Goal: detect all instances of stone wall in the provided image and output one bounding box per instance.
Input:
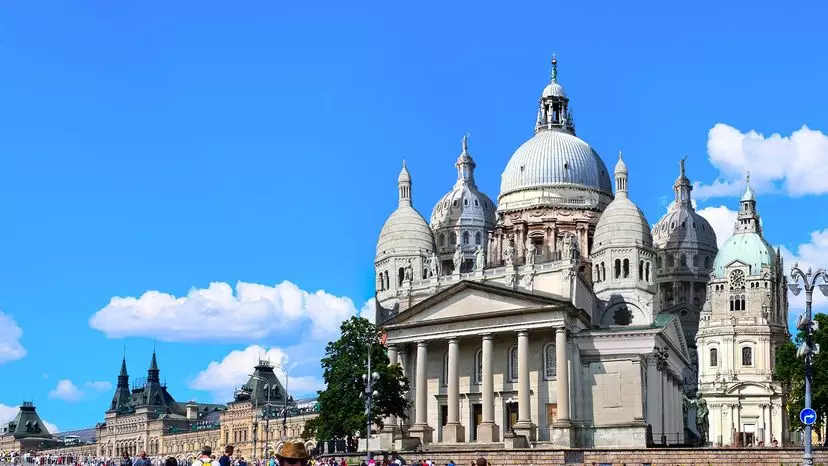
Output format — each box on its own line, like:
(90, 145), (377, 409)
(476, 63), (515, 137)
(394, 446), (828, 465)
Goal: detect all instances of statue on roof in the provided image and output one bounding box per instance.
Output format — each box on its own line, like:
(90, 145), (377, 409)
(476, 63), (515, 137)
(680, 156), (688, 176)
(453, 245), (463, 274)
(475, 245), (486, 271)
(462, 133), (469, 153)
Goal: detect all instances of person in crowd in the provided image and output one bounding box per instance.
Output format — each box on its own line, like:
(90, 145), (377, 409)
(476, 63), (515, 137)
(274, 443), (309, 466)
(133, 452), (151, 466)
(164, 458), (178, 466)
(120, 452), (132, 466)
(217, 446), (233, 466)
(191, 447), (219, 466)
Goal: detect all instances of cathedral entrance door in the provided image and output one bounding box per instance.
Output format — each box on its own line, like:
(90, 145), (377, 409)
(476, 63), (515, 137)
(471, 404), (482, 441)
(439, 405), (448, 442)
(506, 403), (519, 433)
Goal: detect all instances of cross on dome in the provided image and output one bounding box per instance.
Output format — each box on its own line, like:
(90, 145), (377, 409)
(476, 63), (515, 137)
(550, 53), (558, 81)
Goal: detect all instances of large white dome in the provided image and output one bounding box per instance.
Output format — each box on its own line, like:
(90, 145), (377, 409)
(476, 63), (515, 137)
(431, 137), (496, 231)
(499, 130), (613, 198)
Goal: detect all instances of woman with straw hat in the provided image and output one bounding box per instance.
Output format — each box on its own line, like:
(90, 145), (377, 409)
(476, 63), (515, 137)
(274, 443), (309, 466)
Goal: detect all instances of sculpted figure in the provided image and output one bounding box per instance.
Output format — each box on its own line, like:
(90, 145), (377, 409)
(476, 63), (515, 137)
(475, 245), (486, 271)
(429, 252), (439, 277)
(525, 238), (535, 265)
(404, 262), (413, 281)
(696, 395), (709, 443)
(504, 238), (516, 267)
(453, 244), (463, 273)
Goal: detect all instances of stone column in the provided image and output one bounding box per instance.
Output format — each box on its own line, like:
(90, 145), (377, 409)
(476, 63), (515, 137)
(550, 327), (571, 446)
(513, 330), (535, 442)
(386, 345), (399, 427)
(409, 341), (433, 444)
(443, 338), (464, 443)
(477, 334), (499, 442)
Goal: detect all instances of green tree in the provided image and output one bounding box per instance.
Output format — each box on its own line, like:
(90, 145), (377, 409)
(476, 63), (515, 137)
(311, 316), (410, 442)
(774, 313), (828, 435)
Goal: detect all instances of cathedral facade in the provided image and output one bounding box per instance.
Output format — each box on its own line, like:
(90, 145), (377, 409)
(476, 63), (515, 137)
(373, 57), (717, 448)
(695, 180), (790, 446)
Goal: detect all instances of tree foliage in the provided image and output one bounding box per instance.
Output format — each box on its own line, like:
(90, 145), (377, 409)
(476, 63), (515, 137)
(773, 313), (828, 433)
(310, 316), (410, 441)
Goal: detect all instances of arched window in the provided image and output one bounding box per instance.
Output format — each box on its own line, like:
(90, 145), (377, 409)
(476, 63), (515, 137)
(440, 234), (445, 246)
(543, 343), (557, 379)
(645, 262), (651, 282)
(709, 348), (718, 367)
(656, 255), (663, 269)
(449, 232), (457, 245)
(741, 346), (753, 366)
(398, 268), (405, 286)
(463, 231), (470, 245)
(601, 262), (606, 281)
(442, 352), (449, 386)
(638, 260), (644, 280)
(623, 258), (630, 278)
(594, 264), (601, 282)
(474, 349), (483, 384)
(666, 254), (675, 268)
(508, 347), (519, 382)
(475, 232), (482, 245)
(693, 254), (699, 267)
(680, 254), (687, 267)
(383, 271), (389, 289)
(614, 259), (621, 279)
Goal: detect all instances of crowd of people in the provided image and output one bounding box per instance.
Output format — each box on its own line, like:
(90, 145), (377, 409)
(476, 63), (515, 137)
(1, 445), (491, 466)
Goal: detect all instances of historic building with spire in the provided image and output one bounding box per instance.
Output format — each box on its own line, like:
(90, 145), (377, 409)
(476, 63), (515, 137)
(372, 56), (723, 449)
(695, 176), (790, 446)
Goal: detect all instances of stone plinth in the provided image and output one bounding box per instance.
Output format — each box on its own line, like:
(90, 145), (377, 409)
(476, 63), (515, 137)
(441, 423), (464, 443)
(475, 422), (499, 443)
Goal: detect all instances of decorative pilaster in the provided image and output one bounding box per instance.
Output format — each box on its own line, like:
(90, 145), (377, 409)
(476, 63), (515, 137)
(551, 327), (572, 446)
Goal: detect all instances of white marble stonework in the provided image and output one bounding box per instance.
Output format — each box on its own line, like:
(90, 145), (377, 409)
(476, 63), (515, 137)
(374, 57), (707, 449)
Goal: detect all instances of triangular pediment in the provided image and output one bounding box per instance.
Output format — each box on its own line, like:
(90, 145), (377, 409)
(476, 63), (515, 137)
(384, 280), (570, 327)
(656, 314), (691, 364)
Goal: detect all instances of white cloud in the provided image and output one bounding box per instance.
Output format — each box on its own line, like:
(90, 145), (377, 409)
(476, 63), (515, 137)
(48, 379), (84, 402)
(360, 298), (376, 324)
(695, 123), (828, 199)
(0, 311), (27, 365)
(0, 403), (59, 434)
(190, 345), (323, 402)
(779, 229), (828, 314)
(697, 206), (738, 247)
(85, 381), (112, 391)
(89, 281), (371, 343)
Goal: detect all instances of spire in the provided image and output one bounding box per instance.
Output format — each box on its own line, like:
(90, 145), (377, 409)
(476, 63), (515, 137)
(455, 133), (476, 186)
(147, 351), (160, 384)
(741, 171), (755, 201)
(117, 357), (129, 387)
(550, 53), (558, 82)
(735, 171), (761, 235)
(673, 156), (693, 207)
(614, 150), (628, 197)
(397, 160), (412, 207)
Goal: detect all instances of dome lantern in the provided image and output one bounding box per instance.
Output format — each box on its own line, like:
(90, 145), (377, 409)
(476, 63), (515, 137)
(614, 150), (628, 197)
(535, 54), (575, 135)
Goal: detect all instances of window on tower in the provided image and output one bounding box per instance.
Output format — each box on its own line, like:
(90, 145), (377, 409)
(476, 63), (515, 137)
(710, 348), (718, 367)
(614, 259), (621, 279)
(475, 232), (482, 245)
(623, 258), (630, 278)
(741, 347), (753, 366)
(463, 231), (469, 245)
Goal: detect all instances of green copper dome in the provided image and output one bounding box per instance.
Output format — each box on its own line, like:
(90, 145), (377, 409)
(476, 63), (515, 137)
(712, 232), (775, 278)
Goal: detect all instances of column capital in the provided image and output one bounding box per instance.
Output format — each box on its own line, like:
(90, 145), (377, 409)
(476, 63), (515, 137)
(517, 329), (530, 337)
(448, 338), (459, 345)
(387, 343), (398, 350)
(416, 340), (428, 348)
(481, 333), (493, 341)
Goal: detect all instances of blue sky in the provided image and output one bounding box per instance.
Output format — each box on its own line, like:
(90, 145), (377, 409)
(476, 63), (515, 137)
(1, 1), (828, 432)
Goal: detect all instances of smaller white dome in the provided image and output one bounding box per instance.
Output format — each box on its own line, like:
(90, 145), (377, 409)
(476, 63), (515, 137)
(593, 197), (653, 248)
(376, 162), (435, 261)
(377, 206), (435, 257)
(652, 208), (717, 250)
(431, 135), (496, 231)
(431, 185), (496, 230)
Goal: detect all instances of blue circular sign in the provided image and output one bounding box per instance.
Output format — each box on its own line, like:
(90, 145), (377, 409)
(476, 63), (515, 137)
(800, 408), (817, 426)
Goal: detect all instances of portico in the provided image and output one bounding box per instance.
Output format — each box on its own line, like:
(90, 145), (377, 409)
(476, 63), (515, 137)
(382, 280), (583, 447)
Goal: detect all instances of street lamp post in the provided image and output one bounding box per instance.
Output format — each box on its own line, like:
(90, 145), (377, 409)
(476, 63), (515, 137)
(273, 363), (290, 443)
(788, 263), (828, 466)
(249, 374), (272, 461)
(362, 345), (380, 463)
(654, 346), (670, 446)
